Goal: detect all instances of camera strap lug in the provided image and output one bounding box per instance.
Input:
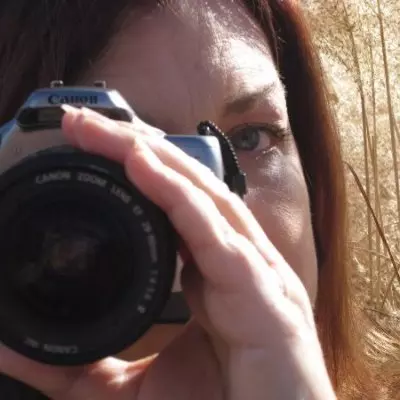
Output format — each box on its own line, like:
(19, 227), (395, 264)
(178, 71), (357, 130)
(197, 121), (247, 199)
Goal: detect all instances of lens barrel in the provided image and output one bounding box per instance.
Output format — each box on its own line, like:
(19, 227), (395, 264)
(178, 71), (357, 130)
(0, 148), (177, 365)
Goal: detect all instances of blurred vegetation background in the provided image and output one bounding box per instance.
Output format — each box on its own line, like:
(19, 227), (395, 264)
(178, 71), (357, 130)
(304, 0), (400, 358)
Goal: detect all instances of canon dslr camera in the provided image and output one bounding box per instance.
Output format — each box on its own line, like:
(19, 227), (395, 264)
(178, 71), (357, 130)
(0, 81), (245, 366)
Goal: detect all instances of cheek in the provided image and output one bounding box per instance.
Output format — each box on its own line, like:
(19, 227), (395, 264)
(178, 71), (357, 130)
(239, 146), (318, 304)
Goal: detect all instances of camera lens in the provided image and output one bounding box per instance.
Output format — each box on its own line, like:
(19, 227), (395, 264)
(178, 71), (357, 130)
(10, 201), (132, 324)
(0, 150), (177, 365)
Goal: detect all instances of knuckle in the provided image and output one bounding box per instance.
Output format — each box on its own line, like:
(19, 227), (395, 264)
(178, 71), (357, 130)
(197, 161), (217, 176)
(205, 176), (242, 205)
(119, 118), (164, 137)
(168, 179), (215, 216)
(189, 159), (228, 189)
(219, 184), (241, 204)
(225, 231), (254, 261)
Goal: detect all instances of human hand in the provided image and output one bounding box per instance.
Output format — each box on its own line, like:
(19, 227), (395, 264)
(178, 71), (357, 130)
(0, 107), (336, 400)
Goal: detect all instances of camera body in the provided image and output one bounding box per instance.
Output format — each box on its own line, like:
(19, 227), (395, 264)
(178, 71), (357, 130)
(0, 81), (224, 178)
(0, 82), (226, 366)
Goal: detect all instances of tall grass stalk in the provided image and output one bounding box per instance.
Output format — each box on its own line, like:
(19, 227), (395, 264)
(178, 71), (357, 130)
(376, 0), (400, 224)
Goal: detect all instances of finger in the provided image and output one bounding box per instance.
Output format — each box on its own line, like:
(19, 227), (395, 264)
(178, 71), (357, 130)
(79, 106), (166, 137)
(62, 107), (273, 286)
(61, 102), (298, 312)
(61, 109), (311, 320)
(61, 107), (281, 266)
(64, 109), (310, 312)
(61, 107), (302, 308)
(61, 105), (164, 162)
(126, 134), (277, 291)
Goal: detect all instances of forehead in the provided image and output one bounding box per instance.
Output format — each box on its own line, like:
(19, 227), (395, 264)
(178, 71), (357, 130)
(90, 0), (283, 130)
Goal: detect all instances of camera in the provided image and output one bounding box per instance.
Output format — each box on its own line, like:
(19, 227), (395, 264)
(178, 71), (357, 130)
(0, 81), (234, 366)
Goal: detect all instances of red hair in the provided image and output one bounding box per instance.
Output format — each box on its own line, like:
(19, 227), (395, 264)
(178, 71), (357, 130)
(0, 0), (393, 397)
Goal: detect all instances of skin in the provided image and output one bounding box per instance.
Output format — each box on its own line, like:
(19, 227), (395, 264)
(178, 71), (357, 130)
(104, 0), (318, 361)
(0, 1), (333, 399)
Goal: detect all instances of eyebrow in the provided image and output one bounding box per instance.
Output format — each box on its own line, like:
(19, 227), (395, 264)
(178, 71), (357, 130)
(223, 82), (280, 117)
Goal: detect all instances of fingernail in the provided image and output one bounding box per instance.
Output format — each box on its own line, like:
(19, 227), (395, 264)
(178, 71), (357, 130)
(81, 106), (167, 139)
(128, 134), (163, 167)
(152, 128), (166, 138)
(81, 107), (107, 120)
(132, 134), (145, 150)
(61, 104), (80, 118)
(83, 108), (121, 129)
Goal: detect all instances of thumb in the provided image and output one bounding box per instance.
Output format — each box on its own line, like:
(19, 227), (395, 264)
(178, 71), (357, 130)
(0, 343), (140, 399)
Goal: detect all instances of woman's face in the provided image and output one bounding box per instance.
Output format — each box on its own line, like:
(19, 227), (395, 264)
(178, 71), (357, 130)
(86, 0), (318, 354)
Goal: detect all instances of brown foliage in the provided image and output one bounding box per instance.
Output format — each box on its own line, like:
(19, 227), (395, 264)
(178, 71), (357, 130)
(305, 0), (400, 397)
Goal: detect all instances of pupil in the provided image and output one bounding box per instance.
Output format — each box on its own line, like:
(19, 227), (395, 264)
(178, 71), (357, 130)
(233, 128), (260, 150)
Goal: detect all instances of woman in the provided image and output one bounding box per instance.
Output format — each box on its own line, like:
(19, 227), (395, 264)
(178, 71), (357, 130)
(0, 0), (387, 399)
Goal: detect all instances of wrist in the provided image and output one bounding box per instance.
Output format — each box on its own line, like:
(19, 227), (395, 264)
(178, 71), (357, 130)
(222, 338), (336, 400)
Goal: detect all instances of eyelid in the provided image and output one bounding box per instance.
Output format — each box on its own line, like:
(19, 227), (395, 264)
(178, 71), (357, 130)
(227, 122), (292, 138)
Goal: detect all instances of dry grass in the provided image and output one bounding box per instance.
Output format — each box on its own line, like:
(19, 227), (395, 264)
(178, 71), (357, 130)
(304, 0), (400, 353)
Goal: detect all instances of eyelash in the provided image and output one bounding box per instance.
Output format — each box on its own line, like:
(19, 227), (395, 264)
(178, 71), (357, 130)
(228, 123), (291, 153)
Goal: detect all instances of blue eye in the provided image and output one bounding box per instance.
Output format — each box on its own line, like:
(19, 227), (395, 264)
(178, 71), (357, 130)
(230, 124), (287, 152)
